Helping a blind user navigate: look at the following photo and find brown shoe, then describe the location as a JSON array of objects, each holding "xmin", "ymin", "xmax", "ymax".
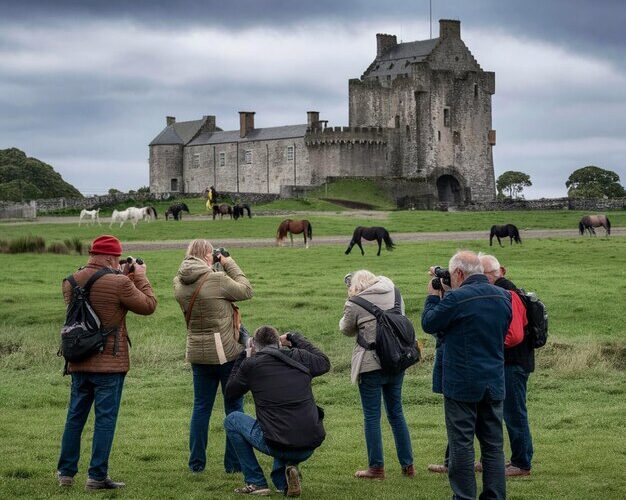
[
  {"xmin": 401, "ymin": 464, "xmax": 415, "ymax": 478},
  {"xmin": 505, "ymin": 465, "xmax": 531, "ymax": 477},
  {"xmin": 355, "ymin": 467, "xmax": 385, "ymax": 480},
  {"xmin": 427, "ymin": 464, "xmax": 448, "ymax": 474},
  {"xmin": 85, "ymin": 477, "xmax": 125, "ymax": 491},
  {"xmin": 56, "ymin": 471, "xmax": 74, "ymax": 487},
  {"xmin": 234, "ymin": 484, "xmax": 271, "ymax": 495},
  {"xmin": 285, "ymin": 465, "xmax": 302, "ymax": 497}
]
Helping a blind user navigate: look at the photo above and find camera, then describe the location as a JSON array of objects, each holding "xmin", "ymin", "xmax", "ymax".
[
  {"xmin": 344, "ymin": 273, "xmax": 353, "ymax": 287},
  {"xmin": 212, "ymin": 247, "xmax": 230, "ymax": 262},
  {"xmin": 119, "ymin": 256, "xmax": 144, "ymax": 273},
  {"xmin": 431, "ymin": 266, "xmax": 451, "ymax": 290}
]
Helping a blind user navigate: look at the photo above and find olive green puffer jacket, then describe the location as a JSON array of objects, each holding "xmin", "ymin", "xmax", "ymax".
[{"xmin": 173, "ymin": 256, "xmax": 253, "ymax": 364}]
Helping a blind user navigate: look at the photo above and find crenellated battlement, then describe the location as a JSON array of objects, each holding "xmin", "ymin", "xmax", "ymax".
[{"xmin": 305, "ymin": 126, "xmax": 388, "ymax": 146}]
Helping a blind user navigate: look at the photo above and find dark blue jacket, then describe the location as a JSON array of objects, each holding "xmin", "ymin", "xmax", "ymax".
[{"xmin": 422, "ymin": 274, "xmax": 512, "ymax": 403}]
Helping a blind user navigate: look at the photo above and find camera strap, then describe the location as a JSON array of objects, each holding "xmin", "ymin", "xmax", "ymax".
[{"xmin": 185, "ymin": 274, "xmax": 210, "ymax": 328}]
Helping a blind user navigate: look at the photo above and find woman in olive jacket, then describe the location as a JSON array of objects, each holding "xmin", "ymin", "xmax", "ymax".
[{"xmin": 174, "ymin": 239, "xmax": 253, "ymax": 473}]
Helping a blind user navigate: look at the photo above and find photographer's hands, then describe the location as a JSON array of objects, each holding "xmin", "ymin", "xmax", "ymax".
[{"xmin": 279, "ymin": 334, "xmax": 292, "ymax": 347}]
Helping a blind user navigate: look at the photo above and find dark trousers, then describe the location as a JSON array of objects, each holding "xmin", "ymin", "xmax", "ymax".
[
  {"xmin": 358, "ymin": 370, "xmax": 413, "ymax": 468},
  {"xmin": 189, "ymin": 362, "xmax": 244, "ymax": 472},
  {"xmin": 57, "ymin": 372, "xmax": 125, "ymax": 480},
  {"xmin": 444, "ymin": 395, "xmax": 505, "ymax": 500},
  {"xmin": 504, "ymin": 364, "xmax": 533, "ymax": 470}
]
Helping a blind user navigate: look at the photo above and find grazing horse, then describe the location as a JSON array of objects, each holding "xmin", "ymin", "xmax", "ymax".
[
  {"xmin": 579, "ymin": 214, "xmax": 611, "ymax": 236},
  {"xmin": 79, "ymin": 208, "xmax": 101, "ymax": 226},
  {"xmin": 109, "ymin": 207, "xmax": 143, "ymax": 229},
  {"xmin": 276, "ymin": 219, "xmax": 313, "ymax": 249},
  {"xmin": 141, "ymin": 206, "xmax": 157, "ymax": 221},
  {"xmin": 212, "ymin": 204, "xmax": 233, "ymax": 220},
  {"xmin": 165, "ymin": 203, "xmax": 190, "ymax": 221},
  {"xmin": 489, "ymin": 224, "xmax": 522, "ymax": 247},
  {"xmin": 233, "ymin": 203, "xmax": 252, "ymax": 220},
  {"xmin": 345, "ymin": 226, "xmax": 395, "ymax": 256}
]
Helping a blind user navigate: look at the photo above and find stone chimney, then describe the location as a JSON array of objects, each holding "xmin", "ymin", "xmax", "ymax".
[
  {"xmin": 239, "ymin": 111, "xmax": 255, "ymax": 138},
  {"xmin": 166, "ymin": 116, "xmax": 176, "ymax": 126},
  {"xmin": 307, "ymin": 111, "xmax": 320, "ymax": 130},
  {"xmin": 376, "ymin": 33, "xmax": 397, "ymax": 58},
  {"xmin": 202, "ymin": 115, "xmax": 217, "ymax": 133},
  {"xmin": 439, "ymin": 19, "xmax": 461, "ymax": 39}
]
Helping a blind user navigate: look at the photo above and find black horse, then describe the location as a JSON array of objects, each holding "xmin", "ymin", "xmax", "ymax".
[
  {"xmin": 165, "ymin": 203, "xmax": 190, "ymax": 221},
  {"xmin": 345, "ymin": 226, "xmax": 395, "ymax": 256},
  {"xmin": 489, "ymin": 224, "xmax": 522, "ymax": 247},
  {"xmin": 233, "ymin": 203, "xmax": 252, "ymax": 220}
]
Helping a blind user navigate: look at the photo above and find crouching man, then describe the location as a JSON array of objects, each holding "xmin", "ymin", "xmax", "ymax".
[{"xmin": 224, "ymin": 326, "xmax": 331, "ymax": 497}]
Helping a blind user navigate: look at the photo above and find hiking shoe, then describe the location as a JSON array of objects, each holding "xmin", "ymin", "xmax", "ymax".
[
  {"xmin": 85, "ymin": 477, "xmax": 125, "ymax": 491},
  {"xmin": 355, "ymin": 466, "xmax": 385, "ymax": 479},
  {"xmin": 505, "ymin": 465, "xmax": 531, "ymax": 477},
  {"xmin": 285, "ymin": 465, "xmax": 302, "ymax": 497},
  {"xmin": 427, "ymin": 463, "xmax": 448, "ymax": 474},
  {"xmin": 234, "ymin": 484, "xmax": 271, "ymax": 495},
  {"xmin": 56, "ymin": 471, "xmax": 74, "ymax": 487},
  {"xmin": 401, "ymin": 464, "xmax": 415, "ymax": 478}
]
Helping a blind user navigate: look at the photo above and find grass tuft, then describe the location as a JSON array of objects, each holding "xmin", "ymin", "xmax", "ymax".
[{"xmin": 6, "ymin": 236, "xmax": 46, "ymax": 253}]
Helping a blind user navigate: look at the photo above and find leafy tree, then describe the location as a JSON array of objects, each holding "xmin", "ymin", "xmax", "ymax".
[
  {"xmin": 136, "ymin": 186, "xmax": 150, "ymax": 194},
  {"xmin": 496, "ymin": 171, "xmax": 532, "ymax": 199},
  {"xmin": 108, "ymin": 188, "xmax": 122, "ymax": 196},
  {"xmin": 566, "ymin": 166, "xmax": 626, "ymax": 199}
]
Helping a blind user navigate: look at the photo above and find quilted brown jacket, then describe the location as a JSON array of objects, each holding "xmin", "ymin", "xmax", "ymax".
[
  {"xmin": 173, "ymin": 256, "xmax": 253, "ymax": 365},
  {"xmin": 62, "ymin": 257, "xmax": 157, "ymax": 373}
]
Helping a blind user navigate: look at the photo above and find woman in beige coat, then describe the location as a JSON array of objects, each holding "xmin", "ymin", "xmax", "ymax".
[
  {"xmin": 173, "ymin": 239, "xmax": 253, "ymax": 473},
  {"xmin": 339, "ymin": 270, "xmax": 414, "ymax": 480}
]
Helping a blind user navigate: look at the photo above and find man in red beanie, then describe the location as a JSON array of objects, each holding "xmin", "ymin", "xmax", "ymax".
[{"xmin": 57, "ymin": 235, "xmax": 157, "ymax": 491}]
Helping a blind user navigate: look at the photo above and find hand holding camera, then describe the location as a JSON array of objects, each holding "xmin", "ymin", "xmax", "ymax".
[
  {"xmin": 119, "ymin": 256, "xmax": 145, "ymax": 275},
  {"xmin": 428, "ymin": 266, "xmax": 451, "ymax": 297},
  {"xmin": 212, "ymin": 247, "xmax": 231, "ymax": 264}
]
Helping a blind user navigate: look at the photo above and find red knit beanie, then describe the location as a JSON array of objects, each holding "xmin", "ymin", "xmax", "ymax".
[{"xmin": 90, "ymin": 235, "xmax": 123, "ymax": 256}]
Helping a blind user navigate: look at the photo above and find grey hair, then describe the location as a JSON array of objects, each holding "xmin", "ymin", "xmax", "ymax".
[
  {"xmin": 449, "ymin": 250, "xmax": 483, "ymax": 277},
  {"xmin": 186, "ymin": 239, "xmax": 213, "ymax": 259},
  {"xmin": 348, "ymin": 269, "xmax": 379, "ymax": 297},
  {"xmin": 478, "ymin": 252, "xmax": 501, "ymax": 275}
]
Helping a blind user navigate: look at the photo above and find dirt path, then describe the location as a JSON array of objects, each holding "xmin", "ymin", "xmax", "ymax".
[{"xmin": 123, "ymin": 228, "xmax": 625, "ymax": 252}]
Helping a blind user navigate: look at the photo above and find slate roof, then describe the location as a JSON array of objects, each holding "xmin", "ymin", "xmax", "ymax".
[
  {"xmin": 363, "ymin": 38, "xmax": 440, "ymax": 79},
  {"xmin": 149, "ymin": 119, "xmax": 205, "ymax": 146},
  {"xmin": 188, "ymin": 124, "xmax": 308, "ymax": 146}
]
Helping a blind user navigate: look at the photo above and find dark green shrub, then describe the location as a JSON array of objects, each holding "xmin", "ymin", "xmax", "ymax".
[
  {"xmin": 0, "ymin": 239, "xmax": 8, "ymax": 253},
  {"xmin": 8, "ymin": 236, "xmax": 46, "ymax": 253},
  {"xmin": 64, "ymin": 237, "xmax": 83, "ymax": 254},
  {"xmin": 48, "ymin": 242, "xmax": 70, "ymax": 254}
]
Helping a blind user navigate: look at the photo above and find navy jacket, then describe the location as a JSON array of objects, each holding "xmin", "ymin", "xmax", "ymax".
[{"xmin": 422, "ymin": 274, "xmax": 512, "ymax": 403}]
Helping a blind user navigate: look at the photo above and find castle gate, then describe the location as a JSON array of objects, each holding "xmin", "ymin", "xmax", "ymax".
[{"xmin": 436, "ymin": 174, "xmax": 463, "ymax": 204}]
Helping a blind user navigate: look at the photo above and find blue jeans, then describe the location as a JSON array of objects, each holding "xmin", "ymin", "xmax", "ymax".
[
  {"xmin": 224, "ymin": 412, "xmax": 314, "ymax": 491},
  {"xmin": 358, "ymin": 370, "xmax": 413, "ymax": 468},
  {"xmin": 444, "ymin": 395, "xmax": 505, "ymax": 500},
  {"xmin": 57, "ymin": 372, "xmax": 125, "ymax": 480},
  {"xmin": 504, "ymin": 364, "xmax": 533, "ymax": 470},
  {"xmin": 189, "ymin": 362, "xmax": 244, "ymax": 472}
]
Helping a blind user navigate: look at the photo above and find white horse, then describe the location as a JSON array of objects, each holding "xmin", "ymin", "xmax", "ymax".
[
  {"xmin": 140, "ymin": 206, "xmax": 157, "ymax": 222},
  {"xmin": 109, "ymin": 207, "xmax": 143, "ymax": 229},
  {"xmin": 79, "ymin": 208, "xmax": 101, "ymax": 226}
]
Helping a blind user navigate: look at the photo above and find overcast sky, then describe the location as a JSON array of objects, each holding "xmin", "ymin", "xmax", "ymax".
[{"xmin": 0, "ymin": 0, "xmax": 624, "ymax": 198}]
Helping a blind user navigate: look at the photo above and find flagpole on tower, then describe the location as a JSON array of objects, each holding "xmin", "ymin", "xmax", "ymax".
[{"xmin": 430, "ymin": 0, "xmax": 432, "ymax": 39}]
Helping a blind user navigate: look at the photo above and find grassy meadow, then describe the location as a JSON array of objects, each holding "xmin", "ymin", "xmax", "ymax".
[{"xmin": 0, "ymin": 233, "xmax": 625, "ymax": 499}]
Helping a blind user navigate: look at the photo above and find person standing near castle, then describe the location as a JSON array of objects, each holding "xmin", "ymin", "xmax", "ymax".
[{"xmin": 206, "ymin": 185, "xmax": 217, "ymax": 212}]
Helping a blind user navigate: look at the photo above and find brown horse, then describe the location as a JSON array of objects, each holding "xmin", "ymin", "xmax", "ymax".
[
  {"xmin": 276, "ymin": 219, "xmax": 313, "ymax": 248},
  {"xmin": 212, "ymin": 204, "xmax": 233, "ymax": 220},
  {"xmin": 579, "ymin": 214, "xmax": 611, "ymax": 236}
]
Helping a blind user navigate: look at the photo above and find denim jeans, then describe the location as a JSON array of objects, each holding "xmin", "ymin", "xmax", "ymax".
[
  {"xmin": 189, "ymin": 362, "xmax": 244, "ymax": 472},
  {"xmin": 224, "ymin": 412, "xmax": 314, "ymax": 491},
  {"xmin": 358, "ymin": 370, "xmax": 413, "ymax": 468},
  {"xmin": 57, "ymin": 372, "xmax": 125, "ymax": 480},
  {"xmin": 444, "ymin": 396, "xmax": 505, "ymax": 500},
  {"xmin": 504, "ymin": 364, "xmax": 533, "ymax": 470}
]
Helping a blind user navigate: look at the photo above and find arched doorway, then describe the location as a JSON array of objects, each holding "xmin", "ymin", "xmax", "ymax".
[{"xmin": 436, "ymin": 175, "xmax": 462, "ymax": 204}]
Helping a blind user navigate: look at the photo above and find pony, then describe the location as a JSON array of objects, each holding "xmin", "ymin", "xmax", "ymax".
[
  {"xmin": 79, "ymin": 208, "xmax": 101, "ymax": 226},
  {"xmin": 579, "ymin": 214, "xmax": 611, "ymax": 236},
  {"xmin": 141, "ymin": 206, "xmax": 157, "ymax": 221},
  {"xmin": 345, "ymin": 226, "xmax": 395, "ymax": 256},
  {"xmin": 233, "ymin": 203, "xmax": 252, "ymax": 220},
  {"xmin": 212, "ymin": 204, "xmax": 233, "ymax": 220},
  {"xmin": 165, "ymin": 203, "xmax": 190, "ymax": 221},
  {"xmin": 489, "ymin": 224, "xmax": 522, "ymax": 247},
  {"xmin": 276, "ymin": 219, "xmax": 313, "ymax": 248},
  {"xmin": 109, "ymin": 207, "xmax": 143, "ymax": 229}
]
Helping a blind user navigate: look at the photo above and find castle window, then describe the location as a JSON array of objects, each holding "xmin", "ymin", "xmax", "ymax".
[
  {"xmin": 244, "ymin": 150, "xmax": 252, "ymax": 164},
  {"xmin": 406, "ymin": 125, "xmax": 410, "ymax": 138},
  {"xmin": 438, "ymin": 130, "xmax": 441, "ymax": 141},
  {"xmin": 386, "ymin": 75, "xmax": 391, "ymax": 81},
  {"xmin": 388, "ymin": 63, "xmax": 394, "ymax": 69},
  {"xmin": 443, "ymin": 108, "xmax": 450, "ymax": 127},
  {"xmin": 171, "ymin": 178, "xmax": 178, "ymax": 191},
  {"xmin": 453, "ymin": 131, "xmax": 460, "ymax": 145},
  {"xmin": 192, "ymin": 154, "xmax": 200, "ymax": 169},
  {"xmin": 219, "ymin": 152, "xmax": 225, "ymax": 167},
  {"xmin": 287, "ymin": 146, "xmax": 294, "ymax": 161},
  {"xmin": 474, "ymin": 84, "xmax": 479, "ymax": 98},
  {"xmin": 394, "ymin": 115, "xmax": 400, "ymax": 128}
]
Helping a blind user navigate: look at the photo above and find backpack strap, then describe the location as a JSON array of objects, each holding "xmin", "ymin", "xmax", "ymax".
[
  {"xmin": 185, "ymin": 274, "xmax": 211, "ymax": 328},
  {"xmin": 83, "ymin": 268, "xmax": 118, "ymax": 296},
  {"xmin": 393, "ymin": 287, "xmax": 402, "ymax": 311},
  {"xmin": 260, "ymin": 348, "xmax": 311, "ymax": 375},
  {"xmin": 347, "ymin": 296, "xmax": 380, "ymax": 351}
]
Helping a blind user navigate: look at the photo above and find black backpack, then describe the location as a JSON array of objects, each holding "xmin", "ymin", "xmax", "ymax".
[
  {"xmin": 349, "ymin": 288, "xmax": 420, "ymax": 374},
  {"xmin": 58, "ymin": 268, "xmax": 120, "ymax": 373},
  {"xmin": 517, "ymin": 289, "xmax": 548, "ymax": 348}
]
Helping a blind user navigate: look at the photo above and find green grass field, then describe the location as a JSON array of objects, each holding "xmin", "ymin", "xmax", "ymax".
[
  {"xmin": 0, "ymin": 234, "xmax": 625, "ymax": 499},
  {"xmin": 1, "ymin": 209, "xmax": 624, "ymax": 245}
]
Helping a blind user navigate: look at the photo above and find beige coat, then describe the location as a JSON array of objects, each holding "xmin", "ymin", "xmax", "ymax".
[
  {"xmin": 173, "ymin": 256, "xmax": 253, "ymax": 364},
  {"xmin": 339, "ymin": 276, "xmax": 404, "ymax": 383}
]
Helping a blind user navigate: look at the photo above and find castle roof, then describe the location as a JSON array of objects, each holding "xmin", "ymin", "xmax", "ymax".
[
  {"xmin": 188, "ymin": 124, "xmax": 308, "ymax": 146},
  {"xmin": 363, "ymin": 38, "xmax": 440, "ymax": 79},
  {"xmin": 149, "ymin": 119, "xmax": 205, "ymax": 146}
]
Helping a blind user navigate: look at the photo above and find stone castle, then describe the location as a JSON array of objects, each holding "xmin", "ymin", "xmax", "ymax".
[{"xmin": 149, "ymin": 19, "xmax": 497, "ymax": 205}]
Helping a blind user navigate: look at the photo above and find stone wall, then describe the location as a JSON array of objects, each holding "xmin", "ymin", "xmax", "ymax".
[
  {"xmin": 461, "ymin": 198, "xmax": 626, "ymax": 211},
  {"xmin": 150, "ymin": 144, "xmax": 184, "ymax": 193},
  {"xmin": 0, "ymin": 201, "xmax": 37, "ymax": 219},
  {"xmin": 35, "ymin": 192, "xmax": 170, "ymax": 213}
]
